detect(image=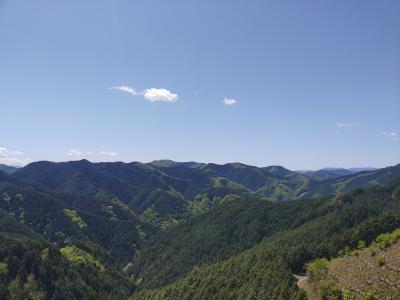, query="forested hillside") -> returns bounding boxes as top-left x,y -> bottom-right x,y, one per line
0,233 -> 135,299
130,179 -> 400,299
0,165 -> 18,174
11,160 -> 400,230
0,171 -> 152,266
0,198 -> 136,299
0,163 -> 399,299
